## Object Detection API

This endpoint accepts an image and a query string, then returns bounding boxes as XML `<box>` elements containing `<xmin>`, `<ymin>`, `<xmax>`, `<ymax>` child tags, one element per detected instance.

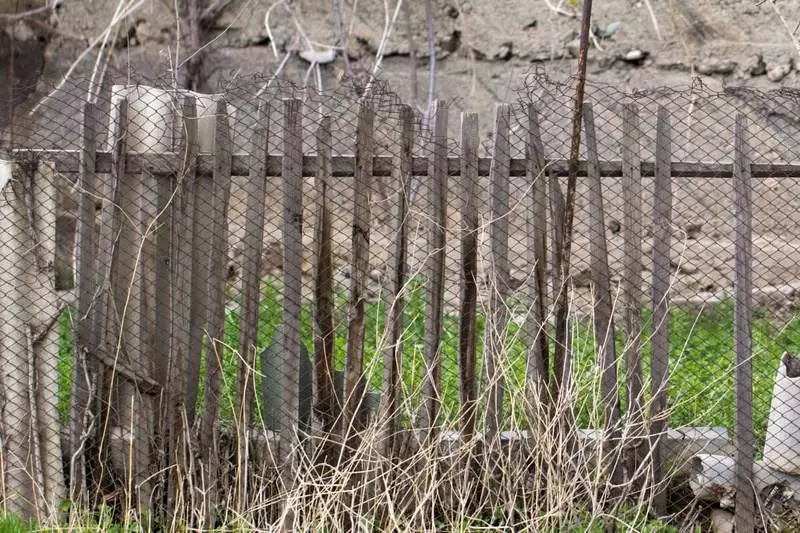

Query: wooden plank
<box><xmin>620</xmin><ymin>102</ymin><xmax>645</xmax><ymax>481</ymax></box>
<box><xmin>185</xmin><ymin>156</ymin><xmax>215</xmax><ymax>427</ymax></box>
<box><xmin>549</xmin><ymin>171</ymin><xmax>566</xmax><ymax>400</ymax></box>
<box><xmin>583</xmin><ymin>103</ymin><xmax>622</xmax><ymax>490</ymax></box>
<box><xmin>382</xmin><ymin>105</ymin><xmax>413</xmax><ymax>453</ymax></box>
<box><xmin>281</xmin><ymin>97</ymin><xmax>304</xmax><ymax>456</ymax></box>
<box><xmin>199</xmin><ymin>101</ymin><xmax>233</xmax><ymax>520</ymax></box>
<box><xmin>485</xmin><ymin>104</ymin><xmax>511</xmax><ymax>438</ymax></box>
<box><xmin>69</xmin><ymin>102</ymin><xmax>98</xmax><ymax>502</ymax></box>
<box><xmin>24</xmin><ymin>150</ymin><xmax>800</xmax><ymax>179</ymax></box>
<box><xmin>344</xmin><ymin>102</ymin><xmax>375</xmax><ymax>440</ymax></box>
<box><xmin>733</xmin><ymin>114</ymin><xmax>754</xmax><ymax>533</ymax></box>
<box><xmin>420</xmin><ymin>101</ymin><xmax>448</xmax><ymax>434</ymax></box>
<box><xmin>167</xmin><ymin>95</ymin><xmax>199</xmax><ymax>510</ymax></box>
<box><xmin>313</xmin><ymin>116</ymin><xmax>337</xmax><ymax>450</ymax></box>
<box><xmin>235</xmin><ymin>119</ymin><xmax>269</xmax><ymax>506</ymax></box>
<box><xmin>458</xmin><ymin>112</ymin><xmax>479</xmax><ymax>439</ymax></box>
<box><xmin>93</xmin><ymin>98</ymin><xmax>127</xmax><ymax>496</ymax></box>
<box><xmin>650</xmin><ymin>106</ymin><xmax>673</xmax><ymax>516</ymax></box>
<box><xmin>524</xmin><ymin>103</ymin><xmax>550</xmax><ymax>405</ymax></box>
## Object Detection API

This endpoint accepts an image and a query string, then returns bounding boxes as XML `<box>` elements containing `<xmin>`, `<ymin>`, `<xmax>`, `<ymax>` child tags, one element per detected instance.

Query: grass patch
<box><xmin>54</xmin><ymin>278</ymin><xmax>800</xmax><ymax>446</ymax></box>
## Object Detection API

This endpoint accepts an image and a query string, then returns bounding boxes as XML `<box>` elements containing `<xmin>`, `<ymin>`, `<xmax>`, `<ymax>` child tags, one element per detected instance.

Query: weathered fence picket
<box><xmin>583</xmin><ymin>102</ymin><xmax>622</xmax><ymax>491</ymax></box>
<box><xmin>70</xmin><ymin>102</ymin><xmax>98</xmax><ymax>502</ymax></box>
<box><xmin>733</xmin><ymin>114</ymin><xmax>755</xmax><ymax>533</ymax></box>
<box><xmin>345</xmin><ymin>102</ymin><xmax>374</xmax><ymax>441</ymax></box>
<box><xmin>313</xmin><ymin>115</ymin><xmax>337</xmax><ymax>449</ymax></box>
<box><xmin>650</xmin><ymin>105</ymin><xmax>673</xmax><ymax>515</ymax></box>
<box><xmin>485</xmin><ymin>103</ymin><xmax>511</xmax><ymax>438</ymax></box>
<box><xmin>236</xmin><ymin>116</ymin><xmax>269</xmax><ymax>506</ymax></box>
<box><xmin>382</xmin><ymin>105</ymin><xmax>413</xmax><ymax>454</ymax></box>
<box><xmin>421</xmin><ymin>100</ymin><xmax>449</xmax><ymax>435</ymax></box>
<box><xmin>525</xmin><ymin>104</ymin><xmax>549</xmax><ymax>403</ymax></box>
<box><xmin>620</xmin><ymin>102</ymin><xmax>645</xmax><ymax>482</ymax></box>
<box><xmin>459</xmin><ymin>112</ymin><xmax>480</xmax><ymax>439</ymax></box>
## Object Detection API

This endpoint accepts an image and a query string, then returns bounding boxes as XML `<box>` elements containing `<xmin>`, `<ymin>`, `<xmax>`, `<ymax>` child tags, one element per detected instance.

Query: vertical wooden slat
<box><xmin>382</xmin><ymin>105</ymin><xmax>413</xmax><ymax>453</ymax></box>
<box><xmin>69</xmin><ymin>102</ymin><xmax>97</xmax><ymax>502</ymax></box>
<box><xmin>420</xmin><ymin>100</ymin><xmax>448</xmax><ymax>434</ymax></box>
<box><xmin>733</xmin><ymin>114</ymin><xmax>754</xmax><ymax>533</ymax></box>
<box><xmin>525</xmin><ymin>104</ymin><xmax>550</xmax><ymax>402</ymax></box>
<box><xmin>458</xmin><ymin>112</ymin><xmax>479</xmax><ymax>439</ymax></box>
<box><xmin>199</xmin><ymin>100</ymin><xmax>233</xmax><ymax>520</ymax></box>
<box><xmin>583</xmin><ymin>103</ymin><xmax>622</xmax><ymax>490</ymax></box>
<box><xmin>94</xmin><ymin>98</ymin><xmax>127</xmax><ymax>496</ymax></box>
<box><xmin>650</xmin><ymin>106</ymin><xmax>672</xmax><ymax>515</ymax></box>
<box><xmin>167</xmin><ymin>95</ymin><xmax>198</xmax><ymax>509</ymax></box>
<box><xmin>236</xmin><ymin>118</ymin><xmax>269</xmax><ymax>507</ymax></box>
<box><xmin>344</xmin><ymin>102</ymin><xmax>374</xmax><ymax>440</ymax></box>
<box><xmin>621</xmin><ymin>102</ymin><xmax>645</xmax><ymax>480</ymax></box>
<box><xmin>485</xmin><ymin>104</ymin><xmax>511</xmax><ymax>438</ymax></box>
<box><xmin>313</xmin><ymin>116</ymin><xmax>336</xmax><ymax>447</ymax></box>
<box><xmin>281</xmin><ymin>97</ymin><xmax>304</xmax><ymax>467</ymax></box>
<box><xmin>549</xmin><ymin>171</ymin><xmax>566</xmax><ymax>401</ymax></box>
<box><xmin>185</xmin><ymin>150</ymin><xmax>216</xmax><ymax>426</ymax></box>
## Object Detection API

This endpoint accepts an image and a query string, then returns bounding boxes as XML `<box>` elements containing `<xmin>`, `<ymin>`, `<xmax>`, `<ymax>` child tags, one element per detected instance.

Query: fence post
<box><xmin>733</xmin><ymin>114</ymin><xmax>755</xmax><ymax>533</ymax></box>
<box><xmin>650</xmin><ymin>106</ymin><xmax>672</xmax><ymax>516</ymax></box>
<box><xmin>344</xmin><ymin>102</ymin><xmax>374</xmax><ymax>444</ymax></box>
<box><xmin>236</xmin><ymin>111</ymin><xmax>269</xmax><ymax>509</ymax></box>
<box><xmin>382</xmin><ymin>105</ymin><xmax>413</xmax><ymax>455</ymax></box>
<box><xmin>313</xmin><ymin>116</ymin><xmax>337</xmax><ymax>457</ymax></box>
<box><xmin>583</xmin><ymin>102</ymin><xmax>622</xmax><ymax>492</ymax></box>
<box><xmin>280</xmin><ymin>97</ymin><xmax>304</xmax><ymax>528</ymax></box>
<box><xmin>525</xmin><ymin>103</ymin><xmax>550</xmax><ymax>407</ymax></box>
<box><xmin>199</xmin><ymin>98</ymin><xmax>234</xmax><ymax>523</ymax></box>
<box><xmin>459</xmin><ymin>112</ymin><xmax>479</xmax><ymax>440</ymax></box>
<box><xmin>420</xmin><ymin>100</ymin><xmax>448</xmax><ymax>435</ymax></box>
<box><xmin>70</xmin><ymin>102</ymin><xmax>98</xmax><ymax>504</ymax></box>
<box><xmin>485</xmin><ymin>103</ymin><xmax>511</xmax><ymax>439</ymax></box>
<box><xmin>620</xmin><ymin>102</ymin><xmax>645</xmax><ymax>484</ymax></box>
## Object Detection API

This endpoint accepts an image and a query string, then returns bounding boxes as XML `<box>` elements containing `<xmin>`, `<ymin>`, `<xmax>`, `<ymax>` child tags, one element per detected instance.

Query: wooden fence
<box><xmin>2</xmin><ymin>88</ymin><xmax>770</xmax><ymax>529</ymax></box>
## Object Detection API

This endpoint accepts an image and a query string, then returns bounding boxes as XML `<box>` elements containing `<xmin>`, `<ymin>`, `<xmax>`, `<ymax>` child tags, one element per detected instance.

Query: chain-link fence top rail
<box><xmin>2</xmin><ymin>69</ymin><xmax>800</xmax><ymax>525</ymax></box>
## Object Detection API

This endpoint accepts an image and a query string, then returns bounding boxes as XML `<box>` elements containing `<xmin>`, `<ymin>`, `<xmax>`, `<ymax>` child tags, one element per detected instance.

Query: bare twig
<box><xmin>553</xmin><ymin>0</ymin><xmax>593</xmax><ymax>400</ymax></box>
<box><xmin>767</xmin><ymin>0</ymin><xmax>800</xmax><ymax>59</ymax></box>
<box><xmin>643</xmin><ymin>0</ymin><xmax>663</xmax><ymax>40</ymax></box>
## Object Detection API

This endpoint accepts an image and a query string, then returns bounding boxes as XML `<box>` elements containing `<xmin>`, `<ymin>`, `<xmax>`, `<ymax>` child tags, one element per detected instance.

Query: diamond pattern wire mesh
<box><xmin>1</xmin><ymin>68</ymin><xmax>800</xmax><ymax>527</ymax></box>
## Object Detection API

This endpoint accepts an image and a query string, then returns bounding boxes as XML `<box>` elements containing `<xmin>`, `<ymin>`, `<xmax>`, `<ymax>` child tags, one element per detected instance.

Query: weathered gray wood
<box><xmin>199</xmin><ymin>100</ymin><xmax>233</xmax><ymax>521</ymax></box>
<box><xmin>313</xmin><ymin>116</ymin><xmax>337</xmax><ymax>446</ymax></box>
<box><xmin>525</xmin><ymin>104</ymin><xmax>549</xmax><ymax>403</ymax></box>
<box><xmin>420</xmin><ymin>101</ymin><xmax>448</xmax><ymax>434</ymax></box>
<box><xmin>345</xmin><ymin>102</ymin><xmax>374</xmax><ymax>440</ymax></box>
<box><xmin>583</xmin><ymin>103</ymin><xmax>622</xmax><ymax>490</ymax></box>
<box><xmin>458</xmin><ymin>112</ymin><xmax>479</xmax><ymax>439</ymax></box>
<box><xmin>549</xmin><ymin>172</ymin><xmax>566</xmax><ymax>400</ymax></box>
<box><xmin>235</xmin><ymin>120</ymin><xmax>269</xmax><ymax>506</ymax></box>
<box><xmin>185</xmin><ymin>162</ymin><xmax>215</xmax><ymax>427</ymax></box>
<box><xmin>166</xmin><ymin>95</ymin><xmax>199</xmax><ymax>510</ymax></box>
<box><xmin>620</xmin><ymin>102</ymin><xmax>645</xmax><ymax>481</ymax></box>
<box><xmin>27</xmin><ymin>149</ymin><xmax>800</xmax><ymax>179</ymax></box>
<box><xmin>733</xmin><ymin>114</ymin><xmax>754</xmax><ymax>533</ymax></box>
<box><xmin>92</xmin><ymin>99</ymin><xmax>127</xmax><ymax>498</ymax></box>
<box><xmin>382</xmin><ymin>105</ymin><xmax>413</xmax><ymax>453</ymax></box>
<box><xmin>485</xmin><ymin>104</ymin><xmax>511</xmax><ymax>438</ymax></box>
<box><xmin>281</xmin><ymin>97</ymin><xmax>304</xmax><ymax>456</ymax></box>
<box><xmin>650</xmin><ymin>106</ymin><xmax>672</xmax><ymax>515</ymax></box>
<box><xmin>69</xmin><ymin>102</ymin><xmax>98</xmax><ymax>502</ymax></box>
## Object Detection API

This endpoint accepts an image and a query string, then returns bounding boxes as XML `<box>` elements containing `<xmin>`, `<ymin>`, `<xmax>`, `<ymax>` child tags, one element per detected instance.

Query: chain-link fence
<box><xmin>2</xmin><ymin>70</ymin><xmax>800</xmax><ymax>530</ymax></box>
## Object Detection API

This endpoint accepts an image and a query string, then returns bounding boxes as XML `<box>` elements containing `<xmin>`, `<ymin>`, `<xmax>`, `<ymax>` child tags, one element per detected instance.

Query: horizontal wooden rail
<box><xmin>12</xmin><ymin>149</ymin><xmax>800</xmax><ymax>178</ymax></box>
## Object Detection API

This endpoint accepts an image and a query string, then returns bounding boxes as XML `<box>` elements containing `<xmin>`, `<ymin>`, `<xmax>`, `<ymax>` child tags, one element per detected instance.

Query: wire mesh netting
<box><xmin>1</xmin><ymin>70</ymin><xmax>800</xmax><ymax>529</ymax></box>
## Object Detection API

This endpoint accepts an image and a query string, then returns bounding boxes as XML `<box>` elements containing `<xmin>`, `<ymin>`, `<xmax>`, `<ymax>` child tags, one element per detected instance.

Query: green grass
<box><xmin>54</xmin><ymin>278</ymin><xmax>800</xmax><ymax>447</ymax></box>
